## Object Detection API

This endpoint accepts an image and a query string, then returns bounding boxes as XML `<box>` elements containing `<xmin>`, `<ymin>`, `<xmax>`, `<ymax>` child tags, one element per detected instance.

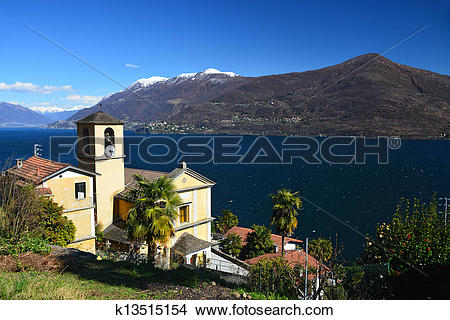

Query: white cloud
<box><xmin>125</xmin><ymin>63</ymin><xmax>140</xmax><ymax>68</ymax></box>
<box><xmin>0</xmin><ymin>81</ymin><xmax>72</xmax><ymax>94</ymax></box>
<box><xmin>65</xmin><ymin>94</ymin><xmax>102</xmax><ymax>104</ymax></box>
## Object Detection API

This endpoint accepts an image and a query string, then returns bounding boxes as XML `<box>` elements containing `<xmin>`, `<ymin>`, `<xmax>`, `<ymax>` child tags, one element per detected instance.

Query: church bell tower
<box><xmin>76</xmin><ymin>111</ymin><xmax>125</xmax><ymax>228</ymax></box>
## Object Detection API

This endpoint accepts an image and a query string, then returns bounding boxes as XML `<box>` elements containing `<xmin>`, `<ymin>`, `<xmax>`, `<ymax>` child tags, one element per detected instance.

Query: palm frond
<box><xmin>125</xmin><ymin>175</ymin><xmax>181</xmax><ymax>247</ymax></box>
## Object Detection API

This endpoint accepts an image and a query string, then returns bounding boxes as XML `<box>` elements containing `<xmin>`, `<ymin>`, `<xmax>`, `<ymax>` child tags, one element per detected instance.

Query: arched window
<box><xmin>104</xmin><ymin>127</ymin><xmax>115</xmax><ymax>148</ymax></box>
<box><xmin>82</xmin><ymin>127</ymin><xmax>90</xmax><ymax>154</ymax></box>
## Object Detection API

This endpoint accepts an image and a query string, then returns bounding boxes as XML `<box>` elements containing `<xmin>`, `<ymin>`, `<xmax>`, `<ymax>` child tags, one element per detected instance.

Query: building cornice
<box><xmin>176</xmin><ymin>185</ymin><xmax>214</xmax><ymax>193</ymax></box>
<box><xmin>175</xmin><ymin>217</ymin><xmax>215</xmax><ymax>232</ymax></box>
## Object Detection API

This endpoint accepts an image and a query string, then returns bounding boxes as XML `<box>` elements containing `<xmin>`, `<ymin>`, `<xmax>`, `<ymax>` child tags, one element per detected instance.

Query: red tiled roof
<box><xmin>245</xmin><ymin>250</ymin><xmax>328</xmax><ymax>277</ymax></box>
<box><xmin>7</xmin><ymin>156</ymin><xmax>69</xmax><ymax>184</ymax></box>
<box><xmin>225</xmin><ymin>226</ymin><xmax>303</xmax><ymax>248</ymax></box>
<box><xmin>245</xmin><ymin>250</ymin><xmax>319</xmax><ymax>267</ymax></box>
<box><xmin>225</xmin><ymin>226</ymin><xmax>253</xmax><ymax>246</ymax></box>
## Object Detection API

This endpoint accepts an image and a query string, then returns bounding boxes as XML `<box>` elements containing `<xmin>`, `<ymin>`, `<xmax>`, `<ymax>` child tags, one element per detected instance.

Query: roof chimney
<box><xmin>16</xmin><ymin>159</ymin><xmax>23</xmax><ymax>169</ymax></box>
<box><xmin>180</xmin><ymin>161</ymin><xmax>187</xmax><ymax>169</ymax></box>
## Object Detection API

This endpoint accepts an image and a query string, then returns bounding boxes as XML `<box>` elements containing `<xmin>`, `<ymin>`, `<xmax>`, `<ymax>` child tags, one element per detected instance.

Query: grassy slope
<box><xmin>0</xmin><ymin>257</ymin><xmax>233</xmax><ymax>300</ymax></box>
<box><xmin>0</xmin><ymin>271</ymin><xmax>151</xmax><ymax>300</ymax></box>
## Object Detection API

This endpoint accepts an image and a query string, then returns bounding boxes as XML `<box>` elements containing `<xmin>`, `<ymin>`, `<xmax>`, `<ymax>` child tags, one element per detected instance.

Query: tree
<box><xmin>222</xmin><ymin>233</ymin><xmax>242</xmax><ymax>257</ymax></box>
<box><xmin>270</xmin><ymin>189</ymin><xmax>302</xmax><ymax>256</ymax></box>
<box><xmin>126</xmin><ymin>175</ymin><xmax>182</xmax><ymax>261</ymax></box>
<box><xmin>249</xmin><ymin>257</ymin><xmax>298</xmax><ymax>298</ymax></box>
<box><xmin>216</xmin><ymin>209</ymin><xmax>238</xmax><ymax>234</ymax></box>
<box><xmin>0</xmin><ymin>172</ymin><xmax>42</xmax><ymax>239</ymax></box>
<box><xmin>244</xmin><ymin>225</ymin><xmax>274</xmax><ymax>258</ymax></box>
<box><xmin>38</xmin><ymin>197</ymin><xmax>76</xmax><ymax>246</ymax></box>
<box><xmin>361</xmin><ymin>195</ymin><xmax>449</xmax><ymax>274</ymax></box>
<box><xmin>309</xmin><ymin>238</ymin><xmax>333</xmax><ymax>263</ymax></box>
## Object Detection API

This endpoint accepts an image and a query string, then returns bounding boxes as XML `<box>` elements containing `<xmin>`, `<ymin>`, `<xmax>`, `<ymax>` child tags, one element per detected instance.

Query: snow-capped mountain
<box><xmin>0</xmin><ymin>102</ymin><xmax>52</xmax><ymax>126</ymax></box>
<box><xmin>128</xmin><ymin>68</ymin><xmax>239</xmax><ymax>88</ymax></box>
<box><xmin>30</xmin><ymin>105</ymin><xmax>90</xmax><ymax>121</ymax></box>
<box><xmin>202</xmin><ymin>68</ymin><xmax>238</xmax><ymax>77</ymax></box>
<box><xmin>29</xmin><ymin>105</ymin><xmax>88</xmax><ymax>113</ymax></box>
<box><xmin>65</xmin><ymin>55</ymin><xmax>450</xmax><ymax>137</ymax></box>
<box><xmin>128</xmin><ymin>76</ymin><xmax>169</xmax><ymax>91</ymax></box>
<box><xmin>68</xmin><ymin>68</ymin><xmax>242</xmax><ymax>122</ymax></box>
<box><xmin>133</xmin><ymin>76</ymin><xmax>169</xmax><ymax>86</ymax></box>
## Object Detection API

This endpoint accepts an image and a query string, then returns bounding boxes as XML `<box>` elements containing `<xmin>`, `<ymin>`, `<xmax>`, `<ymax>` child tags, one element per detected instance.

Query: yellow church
<box><xmin>8</xmin><ymin>111</ymin><xmax>215</xmax><ymax>266</ymax></box>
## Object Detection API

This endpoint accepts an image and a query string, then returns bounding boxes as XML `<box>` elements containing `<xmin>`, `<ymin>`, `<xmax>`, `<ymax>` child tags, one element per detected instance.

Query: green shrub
<box><xmin>38</xmin><ymin>198</ymin><xmax>76</xmax><ymax>247</ymax></box>
<box><xmin>249</xmin><ymin>257</ymin><xmax>297</xmax><ymax>298</ymax></box>
<box><xmin>95</xmin><ymin>224</ymin><xmax>104</xmax><ymax>242</ymax></box>
<box><xmin>361</xmin><ymin>196</ymin><xmax>450</xmax><ymax>274</ymax></box>
<box><xmin>0</xmin><ymin>235</ymin><xmax>51</xmax><ymax>255</ymax></box>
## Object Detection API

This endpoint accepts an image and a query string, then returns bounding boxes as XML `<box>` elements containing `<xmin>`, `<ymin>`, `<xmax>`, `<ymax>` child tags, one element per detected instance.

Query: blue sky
<box><xmin>0</xmin><ymin>0</ymin><xmax>448</xmax><ymax>110</ymax></box>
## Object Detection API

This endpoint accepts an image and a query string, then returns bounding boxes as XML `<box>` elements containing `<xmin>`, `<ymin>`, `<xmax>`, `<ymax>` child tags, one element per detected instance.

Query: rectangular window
<box><xmin>75</xmin><ymin>182</ymin><xmax>86</xmax><ymax>199</ymax></box>
<box><xmin>179</xmin><ymin>205</ymin><xmax>189</xmax><ymax>223</ymax></box>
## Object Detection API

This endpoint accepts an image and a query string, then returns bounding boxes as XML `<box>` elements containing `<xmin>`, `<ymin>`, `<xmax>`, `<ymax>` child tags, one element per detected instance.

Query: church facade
<box><xmin>9</xmin><ymin>111</ymin><xmax>215</xmax><ymax>265</ymax></box>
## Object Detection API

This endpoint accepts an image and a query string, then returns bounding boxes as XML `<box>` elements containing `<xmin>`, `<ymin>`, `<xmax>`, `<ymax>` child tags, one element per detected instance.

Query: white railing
<box><xmin>206</xmin><ymin>257</ymin><xmax>249</xmax><ymax>276</ymax></box>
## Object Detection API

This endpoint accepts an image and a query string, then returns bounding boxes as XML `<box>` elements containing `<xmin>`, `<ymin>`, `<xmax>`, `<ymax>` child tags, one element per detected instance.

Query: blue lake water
<box><xmin>1</xmin><ymin>128</ymin><xmax>449</xmax><ymax>260</ymax></box>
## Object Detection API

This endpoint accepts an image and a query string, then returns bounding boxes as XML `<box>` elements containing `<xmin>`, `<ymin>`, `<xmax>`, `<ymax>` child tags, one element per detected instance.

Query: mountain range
<box><xmin>0</xmin><ymin>102</ymin><xmax>52</xmax><ymax>127</ymax></box>
<box><xmin>0</xmin><ymin>103</ymin><xmax>89</xmax><ymax>126</ymax></box>
<box><xmin>3</xmin><ymin>53</ymin><xmax>449</xmax><ymax>137</ymax></box>
<box><xmin>65</xmin><ymin>54</ymin><xmax>449</xmax><ymax>138</ymax></box>
<box><xmin>29</xmin><ymin>106</ymin><xmax>88</xmax><ymax>121</ymax></box>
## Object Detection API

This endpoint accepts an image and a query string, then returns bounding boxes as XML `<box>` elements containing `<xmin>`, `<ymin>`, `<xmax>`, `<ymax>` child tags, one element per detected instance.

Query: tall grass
<box><xmin>0</xmin><ymin>271</ymin><xmax>86</xmax><ymax>299</ymax></box>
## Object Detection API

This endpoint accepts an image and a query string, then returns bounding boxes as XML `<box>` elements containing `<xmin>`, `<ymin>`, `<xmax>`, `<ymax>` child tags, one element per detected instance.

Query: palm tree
<box><xmin>126</xmin><ymin>175</ymin><xmax>182</xmax><ymax>261</ymax></box>
<box><xmin>270</xmin><ymin>189</ymin><xmax>302</xmax><ymax>256</ymax></box>
<box><xmin>244</xmin><ymin>225</ymin><xmax>274</xmax><ymax>258</ymax></box>
<box><xmin>222</xmin><ymin>233</ymin><xmax>243</xmax><ymax>257</ymax></box>
<box><xmin>216</xmin><ymin>209</ymin><xmax>239</xmax><ymax>234</ymax></box>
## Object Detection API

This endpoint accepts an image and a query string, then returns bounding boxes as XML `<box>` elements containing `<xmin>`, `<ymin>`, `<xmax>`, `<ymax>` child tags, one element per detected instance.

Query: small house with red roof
<box><xmin>225</xmin><ymin>226</ymin><xmax>327</xmax><ymax>276</ymax></box>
